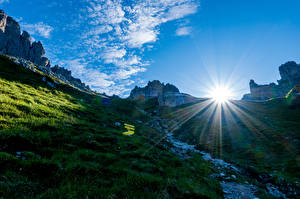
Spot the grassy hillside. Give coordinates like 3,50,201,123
158,98,300,187
0,55,223,198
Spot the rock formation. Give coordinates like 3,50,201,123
242,61,300,100
0,10,50,67
0,10,90,91
130,80,197,107
51,65,90,91
278,61,300,87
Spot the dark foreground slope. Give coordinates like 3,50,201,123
0,56,223,198
156,98,300,196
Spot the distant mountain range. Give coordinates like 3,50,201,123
1,9,300,104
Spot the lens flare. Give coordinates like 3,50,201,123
209,86,233,103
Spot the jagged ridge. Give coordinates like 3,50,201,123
0,10,89,91
130,80,198,107
243,61,300,100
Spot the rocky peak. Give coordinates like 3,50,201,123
279,61,300,86
5,16,21,36
249,79,258,88
0,10,8,32
0,10,50,67
51,65,72,77
130,80,197,107
0,10,90,92
164,83,180,93
21,31,31,40
130,80,179,100
243,61,300,101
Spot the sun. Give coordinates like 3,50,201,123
209,86,233,103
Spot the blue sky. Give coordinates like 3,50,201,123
1,0,300,98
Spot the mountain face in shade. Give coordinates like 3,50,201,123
0,10,50,67
0,10,90,91
130,80,198,107
242,61,300,100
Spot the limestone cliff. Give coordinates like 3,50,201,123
242,61,300,100
0,10,90,91
51,65,90,91
0,10,50,67
130,80,197,107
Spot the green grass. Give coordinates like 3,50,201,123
0,55,222,198
159,98,300,186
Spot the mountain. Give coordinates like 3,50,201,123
0,54,224,198
0,10,50,67
130,80,199,107
242,61,300,101
0,10,89,92
1,9,300,199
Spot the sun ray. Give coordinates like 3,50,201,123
142,99,214,156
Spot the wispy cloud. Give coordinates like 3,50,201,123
176,26,192,36
0,0,9,4
59,59,116,94
21,22,54,38
54,0,200,96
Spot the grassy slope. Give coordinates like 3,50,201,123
0,56,222,199
159,99,300,185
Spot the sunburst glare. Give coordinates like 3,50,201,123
209,86,233,103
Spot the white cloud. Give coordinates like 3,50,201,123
87,0,126,25
83,25,113,37
21,22,54,38
60,59,115,88
176,26,192,36
101,46,126,64
163,2,198,22
113,66,146,80
78,0,200,95
84,0,199,58
0,0,9,4
55,0,200,96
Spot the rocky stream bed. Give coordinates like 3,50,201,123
141,112,297,199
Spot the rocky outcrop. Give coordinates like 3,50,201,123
0,10,50,67
242,61,300,100
279,61,300,87
51,65,90,91
0,10,90,91
130,80,198,107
